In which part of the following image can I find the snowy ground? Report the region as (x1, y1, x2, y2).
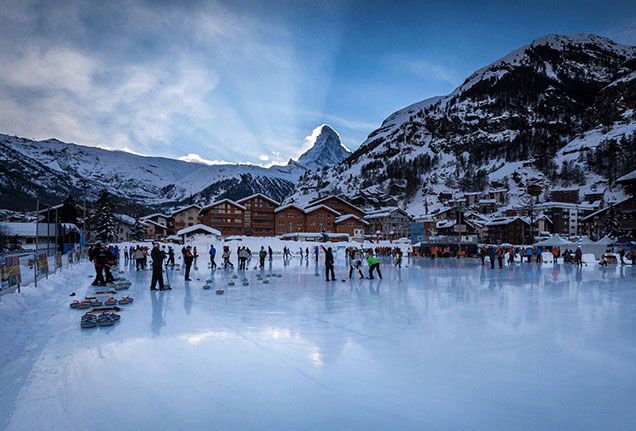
(1, 251, 635, 430)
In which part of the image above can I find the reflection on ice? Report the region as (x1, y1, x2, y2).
(0, 257, 634, 430)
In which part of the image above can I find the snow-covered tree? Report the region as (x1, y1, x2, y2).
(130, 212, 146, 241)
(59, 194, 79, 224)
(89, 191, 117, 243)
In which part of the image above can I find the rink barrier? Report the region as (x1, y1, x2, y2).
(0, 247, 87, 299)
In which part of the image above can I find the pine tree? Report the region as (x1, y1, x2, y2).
(89, 191, 117, 243)
(130, 213, 146, 241)
(59, 194, 79, 224)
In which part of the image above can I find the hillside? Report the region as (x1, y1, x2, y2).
(289, 34, 636, 214)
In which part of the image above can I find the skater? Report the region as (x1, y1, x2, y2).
(479, 246, 486, 266)
(619, 248, 625, 265)
(259, 246, 267, 268)
(268, 246, 273, 261)
(150, 242, 168, 290)
(124, 247, 129, 262)
(314, 246, 319, 262)
(508, 246, 515, 264)
(184, 246, 194, 281)
(349, 257, 364, 279)
(299, 247, 303, 259)
(320, 245, 335, 281)
(489, 246, 496, 269)
(193, 246, 199, 263)
(166, 246, 175, 266)
(209, 244, 217, 269)
(366, 254, 382, 279)
(526, 247, 533, 263)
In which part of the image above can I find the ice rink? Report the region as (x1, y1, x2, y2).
(1, 255, 635, 430)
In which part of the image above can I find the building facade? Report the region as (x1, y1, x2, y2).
(171, 205, 202, 233)
(237, 194, 279, 236)
(365, 208, 413, 240)
(199, 199, 246, 236)
(305, 205, 339, 233)
(274, 205, 306, 235)
(335, 215, 368, 239)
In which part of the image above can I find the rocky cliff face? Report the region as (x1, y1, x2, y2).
(296, 124, 351, 171)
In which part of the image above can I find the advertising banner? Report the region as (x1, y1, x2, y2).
(0, 256, 22, 292)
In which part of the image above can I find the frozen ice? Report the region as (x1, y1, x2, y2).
(0, 255, 635, 430)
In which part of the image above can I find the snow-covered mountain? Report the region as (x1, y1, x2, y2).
(296, 124, 351, 171)
(0, 134, 304, 211)
(289, 33, 636, 214)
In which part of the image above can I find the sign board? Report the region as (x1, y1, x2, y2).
(0, 256, 21, 292)
(453, 224, 467, 233)
(37, 253, 49, 276)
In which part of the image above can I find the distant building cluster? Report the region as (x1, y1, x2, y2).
(115, 194, 415, 243)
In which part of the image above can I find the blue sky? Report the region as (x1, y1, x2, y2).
(1, 0, 635, 166)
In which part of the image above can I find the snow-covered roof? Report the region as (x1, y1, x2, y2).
(171, 204, 202, 216)
(199, 199, 246, 213)
(487, 188, 508, 193)
(145, 220, 167, 230)
(114, 213, 136, 225)
(304, 205, 341, 216)
(364, 207, 411, 219)
(436, 219, 456, 229)
(306, 195, 365, 214)
(142, 213, 170, 220)
(0, 222, 57, 237)
(616, 169, 636, 184)
(335, 214, 369, 225)
(478, 199, 497, 204)
(274, 203, 305, 213)
(484, 216, 529, 227)
(176, 224, 221, 237)
(580, 198, 630, 221)
(538, 201, 599, 210)
(236, 193, 281, 206)
(535, 235, 575, 247)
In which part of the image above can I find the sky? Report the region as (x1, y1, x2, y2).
(1, 0, 635, 166)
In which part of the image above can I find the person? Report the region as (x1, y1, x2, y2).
(395, 249, 403, 268)
(209, 244, 217, 269)
(536, 246, 543, 263)
(526, 247, 533, 263)
(268, 246, 273, 261)
(349, 257, 364, 279)
(320, 245, 335, 281)
(508, 246, 515, 264)
(631, 247, 636, 265)
(489, 246, 496, 269)
(150, 242, 169, 290)
(619, 248, 625, 265)
(305, 247, 309, 259)
(134, 246, 144, 270)
(496, 246, 504, 269)
(366, 254, 382, 279)
(90, 243, 107, 286)
(124, 247, 129, 262)
(574, 246, 583, 267)
(299, 247, 303, 259)
(314, 246, 319, 262)
(222, 246, 233, 269)
(104, 245, 115, 283)
(238, 246, 249, 270)
(479, 246, 486, 266)
(166, 246, 175, 266)
(184, 246, 194, 280)
(259, 246, 267, 268)
(193, 246, 199, 262)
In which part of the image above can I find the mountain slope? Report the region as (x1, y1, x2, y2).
(0, 134, 306, 211)
(289, 33, 636, 214)
(296, 124, 351, 171)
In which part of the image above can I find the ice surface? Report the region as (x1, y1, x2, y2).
(1, 254, 635, 431)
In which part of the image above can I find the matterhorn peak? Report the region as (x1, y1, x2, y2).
(296, 124, 351, 171)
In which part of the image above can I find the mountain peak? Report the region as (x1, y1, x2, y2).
(296, 124, 351, 171)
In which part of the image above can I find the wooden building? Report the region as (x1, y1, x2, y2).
(365, 207, 413, 240)
(274, 204, 306, 235)
(304, 205, 340, 233)
(237, 193, 279, 236)
(170, 204, 202, 233)
(335, 214, 368, 239)
(199, 199, 246, 236)
(305, 195, 365, 218)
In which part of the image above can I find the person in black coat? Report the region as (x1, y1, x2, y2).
(320, 245, 335, 281)
(150, 242, 168, 290)
(183, 246, 194, 281)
